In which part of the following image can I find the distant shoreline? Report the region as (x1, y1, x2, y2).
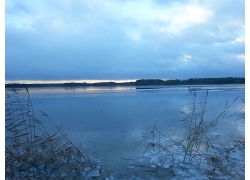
(5, 77, 245, 88)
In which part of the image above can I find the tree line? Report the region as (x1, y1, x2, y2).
(135, 77, 245, 85)
(5, 77, 245, 88)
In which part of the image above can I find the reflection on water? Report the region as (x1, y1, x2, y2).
(9, 84, 245, 140)
(6, 84, 245, 178)
(27, 86, 136, 94)
(8, 84, 244, 95)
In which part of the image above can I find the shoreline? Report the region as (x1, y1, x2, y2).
(5, 77, 245, 88)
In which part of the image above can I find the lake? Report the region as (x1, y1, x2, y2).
(6, 84, 245, 179)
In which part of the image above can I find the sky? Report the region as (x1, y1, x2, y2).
(5, 0, 245, 82)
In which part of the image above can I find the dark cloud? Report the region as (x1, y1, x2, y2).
(5, 0, 245, 81)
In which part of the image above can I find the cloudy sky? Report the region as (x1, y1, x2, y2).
(5, 0, 245, 82)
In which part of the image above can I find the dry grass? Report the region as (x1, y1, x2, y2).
(144, 87, 245, 178)
(5, 87, 100, 179)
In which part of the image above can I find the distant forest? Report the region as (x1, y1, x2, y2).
(5, 77, 245, 88)
(135, 77, 245, 86)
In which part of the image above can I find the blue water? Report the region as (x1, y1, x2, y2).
(10, 84, 245, 178)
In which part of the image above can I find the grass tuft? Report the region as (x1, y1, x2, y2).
(5, 87, 100, 179)
(142, 87, 245, 179)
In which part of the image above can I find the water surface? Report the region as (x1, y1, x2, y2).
(16, 85, 245, 178)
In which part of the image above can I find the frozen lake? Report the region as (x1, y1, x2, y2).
(12, 84, 245, 179)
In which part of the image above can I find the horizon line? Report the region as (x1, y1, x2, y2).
(5, 77, 245, 84)
(5, 79, 139, 84)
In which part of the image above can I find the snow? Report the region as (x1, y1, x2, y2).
(138, 136, 245, 179)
